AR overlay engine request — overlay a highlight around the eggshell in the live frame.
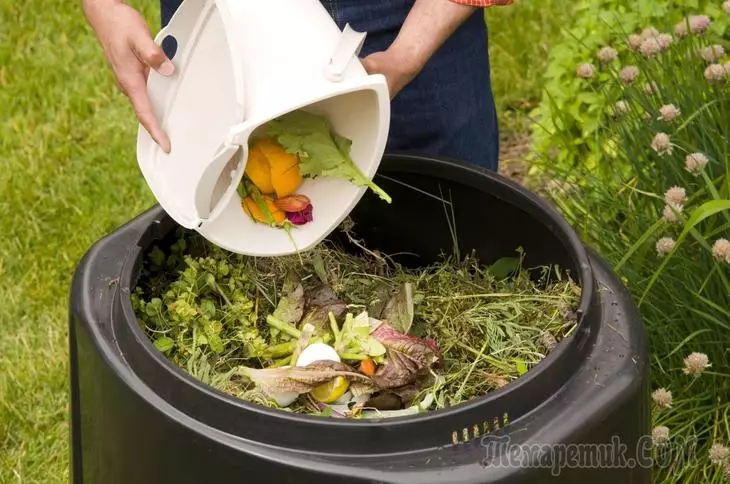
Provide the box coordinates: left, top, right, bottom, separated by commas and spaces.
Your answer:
295, 343, 341, 367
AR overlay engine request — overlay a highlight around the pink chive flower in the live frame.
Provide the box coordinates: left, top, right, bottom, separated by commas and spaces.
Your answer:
675, 21, 688, 38
657, 33, 673, 49
651, 132, 672, 156
628, 34, 643, 50
620, 65, 640, 83
577, 62, 596, 78
689, 15, 711, 34
597, 46, 618, 63
712, 238, 730, 263
651, 388, 673, 408
641, 27, 660, 40
639, 37, 663, 57
705, 63, 727, 82
652, 426, 670, 446
683, 352, 710, 376
664, 186, 687, 206
656, 236, 675, 256
685, 152, 709, 175
658, 104, 680, 122
709, 443, 729, 465
700, 44, 725, 62
663, 204, 682, 224
613, 100, 630, 116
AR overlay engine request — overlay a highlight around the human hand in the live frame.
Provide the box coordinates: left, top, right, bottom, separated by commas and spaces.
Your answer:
361, 49, 422, 100
362, 0, 477, 100
83, 0, 174, 152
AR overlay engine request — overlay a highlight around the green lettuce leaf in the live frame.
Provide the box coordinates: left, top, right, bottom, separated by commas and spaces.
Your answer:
266, 110, 391, 203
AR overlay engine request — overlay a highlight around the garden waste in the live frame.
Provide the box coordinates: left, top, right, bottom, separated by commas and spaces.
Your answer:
132, 222, 581, 419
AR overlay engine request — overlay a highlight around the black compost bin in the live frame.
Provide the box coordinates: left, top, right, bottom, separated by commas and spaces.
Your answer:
69, 154, 651, 484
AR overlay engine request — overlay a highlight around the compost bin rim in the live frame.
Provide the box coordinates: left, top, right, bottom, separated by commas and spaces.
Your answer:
116, 153, 599, 434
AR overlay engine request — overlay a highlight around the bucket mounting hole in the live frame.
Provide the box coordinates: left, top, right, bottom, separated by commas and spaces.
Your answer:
161, 35, 178, 60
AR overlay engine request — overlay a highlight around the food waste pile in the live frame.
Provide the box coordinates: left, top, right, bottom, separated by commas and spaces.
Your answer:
236, 109, 391, 234
132, 224, 580, 419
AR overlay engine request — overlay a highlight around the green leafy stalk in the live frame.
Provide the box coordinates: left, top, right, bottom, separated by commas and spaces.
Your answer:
334, 311, 386, 360
266, 110, 392, 203
263, 341, 297, 359
339, 353, 370, 361
265, 314, 302, 339
290, 323, 316, 366
244, 178, 278, 227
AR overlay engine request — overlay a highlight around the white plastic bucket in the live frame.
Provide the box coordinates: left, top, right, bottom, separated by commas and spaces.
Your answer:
136, 0, 391, 256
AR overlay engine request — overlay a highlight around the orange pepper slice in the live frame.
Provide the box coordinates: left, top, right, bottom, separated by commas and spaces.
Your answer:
247, 137, 303, 198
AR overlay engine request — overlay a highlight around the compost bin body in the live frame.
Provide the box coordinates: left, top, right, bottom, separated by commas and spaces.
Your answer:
69, 154, 651, 484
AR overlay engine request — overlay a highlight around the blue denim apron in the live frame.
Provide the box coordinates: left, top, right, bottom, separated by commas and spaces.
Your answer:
160, 0, 499, 171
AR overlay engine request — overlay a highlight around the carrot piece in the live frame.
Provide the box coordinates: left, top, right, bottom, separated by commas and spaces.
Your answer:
359, 359, 376, 377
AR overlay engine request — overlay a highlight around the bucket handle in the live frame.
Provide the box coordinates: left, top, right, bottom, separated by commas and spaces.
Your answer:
193, 123, 251, 226
324, 23, 367, 82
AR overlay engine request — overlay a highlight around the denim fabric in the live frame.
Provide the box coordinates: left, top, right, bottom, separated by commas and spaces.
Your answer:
159, 0, 499, 171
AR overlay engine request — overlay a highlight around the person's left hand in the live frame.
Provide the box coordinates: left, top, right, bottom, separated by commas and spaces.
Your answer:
361, 49, 422, 100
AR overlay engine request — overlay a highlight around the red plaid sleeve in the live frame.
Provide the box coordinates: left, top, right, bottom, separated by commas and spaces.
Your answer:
449, 0, 513, 6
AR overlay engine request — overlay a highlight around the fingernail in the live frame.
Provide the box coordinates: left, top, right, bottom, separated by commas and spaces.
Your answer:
157, 59, 175, 77
156, 133, 171, 154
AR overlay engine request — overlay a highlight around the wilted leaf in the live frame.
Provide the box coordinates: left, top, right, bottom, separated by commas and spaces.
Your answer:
390, 384, 421, 406
311, 253, 328, 284
237, 360, 371, 396
367, 286, 392, 319
372, 323, 441, 389
382, 283, 414, 334
363, 392, 402, 411
487, 257, 520, 280
272, 275, 305, 326
299, 304, 346, 332
305, 284, 342, 310
299, 284, 347, 331
370, 322, 441, 389
350, 380, 377, 397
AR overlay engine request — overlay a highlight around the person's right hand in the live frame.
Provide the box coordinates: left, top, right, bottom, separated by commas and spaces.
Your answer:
83, 0, 174, 153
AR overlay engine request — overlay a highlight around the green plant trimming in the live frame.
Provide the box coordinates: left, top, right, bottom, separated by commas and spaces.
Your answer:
540, 8, 730, 481
529, 0, 729, 182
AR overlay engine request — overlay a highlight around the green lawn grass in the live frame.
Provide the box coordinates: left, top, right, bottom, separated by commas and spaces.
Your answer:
0, 1, 159, 481
0, 1, 567, 481
487, 0, 572, 116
